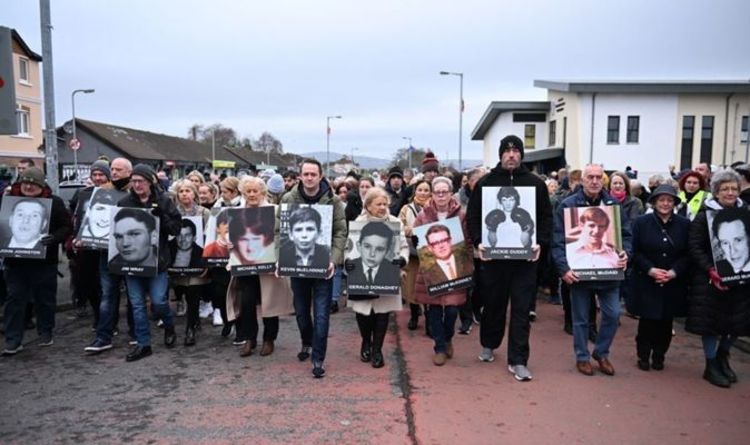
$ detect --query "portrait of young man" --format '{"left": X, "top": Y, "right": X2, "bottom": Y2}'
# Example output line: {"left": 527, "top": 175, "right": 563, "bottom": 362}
{"left": 108, "top": 207, "right": 159, "bottom": 274}
{"left": 417, "top": 221, "right": 473, "bottom": 291}
{"left": 565, "top": 206, "right": 621, "bottom": 270}
{"left": 346, "top": 221, "right": 400, "bottom": 292}
{"left": 280, "top": 205, "right": 331, "bottom": 269}
{"left": 2, "top": 197, "right": 50, "bottom": 253}
{"left": 710, "top": 207, "right": 750, "bottom": 276}
{"left": 169, "top": 217, "right": 205, "bottom": 271}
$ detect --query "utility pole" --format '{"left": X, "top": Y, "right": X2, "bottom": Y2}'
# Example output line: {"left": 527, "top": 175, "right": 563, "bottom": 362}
{"left": 40, "top": 0, "right": 58, "bottom": 192}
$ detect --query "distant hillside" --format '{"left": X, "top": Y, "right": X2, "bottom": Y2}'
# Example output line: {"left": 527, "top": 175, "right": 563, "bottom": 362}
{"left": 299, "top": 151, "right": 484, "bottom": 171}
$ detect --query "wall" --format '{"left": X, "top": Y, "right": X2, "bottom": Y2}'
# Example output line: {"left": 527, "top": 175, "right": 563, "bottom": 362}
{"left": 481, "top": 112, "right": 547, "bottom": 167}
{"left": 547, "top": 91, "right": 582, "bottom": 169}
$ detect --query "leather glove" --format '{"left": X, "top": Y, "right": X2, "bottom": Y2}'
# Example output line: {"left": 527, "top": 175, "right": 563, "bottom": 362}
{"left": 41, "top": 235, "right": 56, "bottom": 246}
{"left": 344, "top": 259, "right": 355, "bottom": 272}
{"left": 411, "top": 235, "right": 419, "bottom": 248}
{"left": 391, "top": 257, "right": 407, "bottom": 268}
{"left": 708, "top": 267, "right": 728, "bottom": 291}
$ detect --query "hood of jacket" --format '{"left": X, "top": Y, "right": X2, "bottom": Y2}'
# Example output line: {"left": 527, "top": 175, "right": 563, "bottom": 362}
{"left": 704, "top": 196, "right": 745, "bottom": 211}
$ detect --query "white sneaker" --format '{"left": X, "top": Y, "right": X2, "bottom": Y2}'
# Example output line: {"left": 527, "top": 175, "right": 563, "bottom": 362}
{"left": 478, "top": 347, "right": 495, "bottom": 362}
{"left": 176, "top": 300, "right": 186, "bottom": 317}
{"left": 508, "top": 364, "right": 533, "bottom": 381}
{"left": 212, "top": 309, "right": 224, "bottom": 326}
{"left": 199, "top": 302, "right": 213, "bottom": 319}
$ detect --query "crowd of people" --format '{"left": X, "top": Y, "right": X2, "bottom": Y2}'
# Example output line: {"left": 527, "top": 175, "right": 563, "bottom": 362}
{"left": 0, "top": 138, "right": 748, "bottom": 387}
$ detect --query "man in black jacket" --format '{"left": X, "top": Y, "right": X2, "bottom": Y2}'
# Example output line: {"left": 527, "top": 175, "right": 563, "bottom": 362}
{"left": 2, "top": 167, "right": 72, "bottom": 355}
{"left": 466, "top": 135, "right": 553, "bottom": 382}
{"left": 116, "top": 163, "right": 182, "bottom": 362}
{"left": 385, "top": 166, "right": 407, "bottom": 217}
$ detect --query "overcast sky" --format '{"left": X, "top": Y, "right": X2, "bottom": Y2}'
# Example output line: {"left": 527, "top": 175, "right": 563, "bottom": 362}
{"left": 5, "top": 0, "right": 749, "bottom": 162}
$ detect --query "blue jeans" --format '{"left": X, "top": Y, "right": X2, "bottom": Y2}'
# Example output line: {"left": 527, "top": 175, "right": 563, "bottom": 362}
{"left": 126, "top": 272, "right": 173, "bottom": 347}
{"left": 331, "top": 266, "right": 343, "bottom": 302}
{"left": 95, "top": 255, "right": 131, "bottom": 344}
{"left": 3, "top": 263, "right": 57, "bottom": 348}
{"left": 290, "top": 277, "right": 332, "bottom": 363}
{"left": 570, "top": 282, "right": 620, "bottom": 361}
{"left": 427, "top": 305, "right": 459, "bottom": 353}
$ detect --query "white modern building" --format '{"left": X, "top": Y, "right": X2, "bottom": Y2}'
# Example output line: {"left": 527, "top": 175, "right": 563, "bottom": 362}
{"left": 472, "top": 80, "right": 750, "bottom": 179}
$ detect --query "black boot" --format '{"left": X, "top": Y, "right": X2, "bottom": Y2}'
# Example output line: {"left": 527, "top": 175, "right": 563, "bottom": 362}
{"left": 164, "top": 326, "right": 177, "bottom": 348}
{"left": 716, "top": 349, "right": 738, "bottom": 383}
{"left": 407, "top": 304, "right": 420, "bottom": 330}
{"left": 360, "top": 339, "right": 372, "bottom": 362}
{"left": 636, "top": 337, "right": 650, "bottom": 371}
{"left": 371, "top": 313, "right": 389, "bottom": 369}
{"left": 184, "top": 327, "right": 196, "bottom": 347}
{"left": 703, "top": 358, "right": 731, "bottom": 388}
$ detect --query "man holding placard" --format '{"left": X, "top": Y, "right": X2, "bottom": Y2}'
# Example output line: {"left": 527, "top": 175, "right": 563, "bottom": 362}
{"left": 466, "top": 135, "right": 552, "bottom": 382}
{"left": 552, "top": 164, "right": 632, "bottom": 377}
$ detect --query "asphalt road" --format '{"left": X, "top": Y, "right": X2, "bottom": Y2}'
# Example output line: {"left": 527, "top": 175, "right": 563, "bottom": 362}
{"left": 1, "top": 295, "right": 748, "bottom": 444}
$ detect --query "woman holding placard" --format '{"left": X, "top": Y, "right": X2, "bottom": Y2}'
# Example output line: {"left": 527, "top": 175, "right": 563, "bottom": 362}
{"left": 399, "top": 179, "right": 432, "bottom": 332}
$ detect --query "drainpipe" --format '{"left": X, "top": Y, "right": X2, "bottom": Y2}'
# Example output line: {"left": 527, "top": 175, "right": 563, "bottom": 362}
{"left": 589, "top": 93, "right": 597, "bottom": 164}
{"left": 722, "top": 93, "right": 734, "bottom": 166}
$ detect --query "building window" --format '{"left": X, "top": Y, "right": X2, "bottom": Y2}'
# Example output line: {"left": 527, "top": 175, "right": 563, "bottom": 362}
{"left": 700, "top": 116, "right": 714, "bottom": 163}
{"left": 626, "top": 116, "right": 639, "bottom": 143}
{"left": 607, "top": 116, "right": 620, "bottom": 144}
{"left": 19, "top": 58, "right": 29, "bottom": 83}
{"left": 512, "top": 113, "right": 546, "bottom": 122}
{"left": 742, "top": 115, "right": 748, "bottom": 143}
{"left": 17, "top": 106, "right": 30, "bottom": 135}
{"left": 680, "top": 116, "right": 695, "bottom": 170}
{"left": 524, "top": 124, "right": 536, "bottom": 149}
{"left": 548, "top": 120, "right": 557, "bottom": 147}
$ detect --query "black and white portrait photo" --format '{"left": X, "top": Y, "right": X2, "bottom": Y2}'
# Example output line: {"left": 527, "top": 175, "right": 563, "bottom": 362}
{"left": 0, "top": 196, "right": 52, "bottom": 259}
{"left": 76, "top": 188, "right": 127, "bottom": 249}
{"left": 414, "top": 216, "right": 474, "bottom": 296}
{"left": 202, "top": 208, "right": 231, "bottom": 264}
{"left": 707, "top": 207, "right": 750, "bottom": 285}
{"left": 481, "top": 186, "right": 536, "bottom": 259}
{"left": 278, "top": 203, "right": 333, "bottom": 278}
{"left": 346, "top": 220, "right": 401, "bottom": 296}
{"left": 108, "top": 207, "right": 160, "bottom": 277}
{"left": 168, "top": 216, "right": 206, "bottom": 276}
{"left": 227, "top": 206, "right": 277, "bottom": 276}
{"left": 563, "top": 205, "right": 624, "bottom": 281}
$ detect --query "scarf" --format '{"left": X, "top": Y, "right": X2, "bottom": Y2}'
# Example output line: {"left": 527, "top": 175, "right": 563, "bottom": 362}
{"left": 413, "top": 194, "right": 430, "bottom": 208}
{"left": 610, "top": 189, "right": 627, "bottom": 203}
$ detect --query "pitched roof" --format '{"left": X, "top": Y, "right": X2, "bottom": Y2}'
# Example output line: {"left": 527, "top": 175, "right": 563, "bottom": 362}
{"left": 534, "top": 79, "right": 750, "bottom": 94}
{"left": 75, "top": 118, "right": 247, "bottom": 165}
{"left": 470, "top": 101, "right": 550, "bottom": 140}
{"left": 11, "top": 29, "right": 42, "bottom": 61}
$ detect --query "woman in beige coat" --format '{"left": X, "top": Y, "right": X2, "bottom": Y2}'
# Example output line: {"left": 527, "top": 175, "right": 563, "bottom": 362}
{"left": 226, "top": 176, "right": 293, "bottom": 357}
{"left": 398, "top": 179, "right": 432, "bottom": 331}
{"left": 346, "top": 187, "right": 409, "bottom": 368}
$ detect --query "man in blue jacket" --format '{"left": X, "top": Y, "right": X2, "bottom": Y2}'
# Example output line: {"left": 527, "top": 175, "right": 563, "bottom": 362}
{"left": 552, "top": 164, "right": 631, "bottom": 376}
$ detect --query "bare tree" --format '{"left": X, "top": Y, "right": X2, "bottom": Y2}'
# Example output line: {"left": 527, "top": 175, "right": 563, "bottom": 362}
{"left": 391, "top": 147, "right": 428, "bottom": 170}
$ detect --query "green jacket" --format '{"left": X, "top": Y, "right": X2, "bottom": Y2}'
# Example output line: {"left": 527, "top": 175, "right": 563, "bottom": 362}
{"left": 278, "top": 179, "right": 347, "bottom": 266}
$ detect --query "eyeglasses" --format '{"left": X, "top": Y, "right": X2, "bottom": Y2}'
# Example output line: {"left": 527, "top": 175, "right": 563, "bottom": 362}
{"left": 433, "top": 190, "right": 451, "bottom": 196}
{"left": 428, "top": 237, "right": 451, "bottom": 247}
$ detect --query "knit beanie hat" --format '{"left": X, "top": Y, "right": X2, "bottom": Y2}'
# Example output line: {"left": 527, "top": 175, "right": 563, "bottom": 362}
{"left": 90, "top": 160, "right": 111, "bottom": 180}
{"left": 131, "top": 163, "right": 157, "bottom": 184}
{"left": 388, "top": 166, "right": 404, "bottom": 180}
{"left": 19, "top": 167, "right": 47, "bottom": 188}
{"left": 498, "top": 135, "right": 524, "bottom": 159}
{"left": 267, "top": 174, "right": 285, "bottom": 194}
{"left": 421, "top": 151, "right": 439, "bottom": 173}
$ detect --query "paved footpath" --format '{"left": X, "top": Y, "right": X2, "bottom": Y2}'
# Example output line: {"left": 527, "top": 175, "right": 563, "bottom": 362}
{"left": 1, "top": 299, "right": 748, "bottom": 444}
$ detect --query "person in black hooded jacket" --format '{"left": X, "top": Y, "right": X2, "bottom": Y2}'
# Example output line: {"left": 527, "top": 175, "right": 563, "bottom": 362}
{"left": 116, "top": 163, "right": 182, "bottom": 362}
{"left": 466, "top": 135, "right": 553, "bottom": 381}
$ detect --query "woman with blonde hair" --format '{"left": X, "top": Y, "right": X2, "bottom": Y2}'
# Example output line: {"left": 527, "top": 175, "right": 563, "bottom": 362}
{"left": 226, "top": 176, "right": 293, "bottom": 357}
{"left": 345, "top": 187, "right": 409, "bottom": 368}
{"left": 186, "top": 170, "right": 205, "bottom": 187}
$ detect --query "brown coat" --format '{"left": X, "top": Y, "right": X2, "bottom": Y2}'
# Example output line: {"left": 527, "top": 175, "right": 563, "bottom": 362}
{"left": 413, "top": 197, "right": 470, "bottom": 306}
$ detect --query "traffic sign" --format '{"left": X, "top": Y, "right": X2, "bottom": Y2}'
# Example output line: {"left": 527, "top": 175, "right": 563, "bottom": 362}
{"left": 68, "top": 138, "right": 81, "bottom": 151}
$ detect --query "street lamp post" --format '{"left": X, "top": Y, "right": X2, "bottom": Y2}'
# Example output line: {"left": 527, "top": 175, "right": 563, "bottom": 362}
{"left": 326, "top": 115, "right": 342, "bottom": 176}
{"left": 440, "top": 71, "right": 464, "bottom": 170}
{"left": 402, "top": 136, "right": 412, "bottom": 171}
{"left": 71, "top": 88, "right": 95, "bottom": 181}
{"left": 350, "top": 146, "right": 358, "bottom": 165}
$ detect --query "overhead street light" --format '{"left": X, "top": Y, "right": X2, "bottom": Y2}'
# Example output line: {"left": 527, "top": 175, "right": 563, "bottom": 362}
{"left": 71, "top": 88, "right": 95, "bottom": 181}
{"left": 439, "top": 71, "right": 464, "bottom": 170}
{"left": 326, "top": 115, "right": 342, "bottom": 176}
{"left": 402, "top": 136, "right": 413, "bottom": 171}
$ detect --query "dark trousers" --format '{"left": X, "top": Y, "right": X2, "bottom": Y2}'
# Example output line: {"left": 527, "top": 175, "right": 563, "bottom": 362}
{"left": 209, "top": 268, "right": 231, "bottom": 324}
{"left": 3, "top": 263, "right": 57, "bottom": 348}
{"left": 470, "top": 258, "right": 483, "bottom": 319}
{"left": 427, "top": 305, "right": 458, "bottom": 353}
{"left": 174, "top": 285, "right": 202, "bottom": 331}
{"left": 233, "top": 275, "right": 280, "bottom": 343}
{"left": 290, "top": 277, "right": 332, "bottom": 364}
{"left": 562, "top": 281, "right": 596, "bottom": 328}
{"left": 479, "top": 260, "right": 536, "bottom": 366}
{"left": 74, "top": 250, "right": 102, "bottom": 322}
{"left": 95, "top": 255, "right": 133, "bottom": 343}
{"left": 355, "top": 311, "right": 389, "bottom": 352}
{"left": 636, "top": 317, "right": 673, "bottom": 364}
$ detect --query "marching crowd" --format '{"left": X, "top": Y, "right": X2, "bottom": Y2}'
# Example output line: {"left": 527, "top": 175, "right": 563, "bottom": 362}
{"left": 1, "top": 133, "right": 748, "bottom": 387}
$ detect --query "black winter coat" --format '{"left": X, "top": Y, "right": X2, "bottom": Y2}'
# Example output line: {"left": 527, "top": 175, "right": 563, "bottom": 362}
{"left": 686, "top": 198, "right": 750, "bottom": 336}
{"left": 118, "top": 186, "right": 182, "bottom": 272}
{"left": 629, "top": 213, "right": 690, "bottom": 319}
